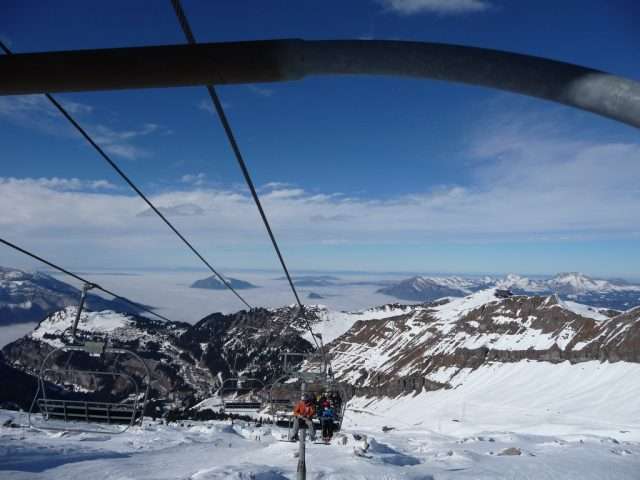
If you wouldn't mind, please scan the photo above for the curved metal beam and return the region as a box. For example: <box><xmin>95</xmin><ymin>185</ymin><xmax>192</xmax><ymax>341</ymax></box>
<box><xmin>1</xmin><ymin>40</ymin><xmax>639</xmax><ymax>128</ymax></box>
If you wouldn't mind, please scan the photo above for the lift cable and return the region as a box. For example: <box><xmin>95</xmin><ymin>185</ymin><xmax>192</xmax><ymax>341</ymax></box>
<box><xmin>170</xmin><ymin>0</ymin><xmax>320</xmax><ymax>350</ymax></box>
<box><xmin>0</xmin><ymin>40</ymin><xmax>252</xmax><ymax>311</ymax></box>
<box><xmin>0</xmin><ymin>237</ymin><xmax>173</xmax><ymax>323</ymax></box>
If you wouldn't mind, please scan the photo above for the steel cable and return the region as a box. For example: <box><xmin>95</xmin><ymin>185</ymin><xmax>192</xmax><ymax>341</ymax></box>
<box><xmin>0</xmin><ymin>237</ymin><xmax>173</xmax><ymax>323</ymax></box>
<box><xmin>0</xmin><ymin>40</ymin><xmax>252</xmax><ymax>311</ymax></box>
<box><xmin>170</xmin><ymin>0</ymin><xmax>321</xmax><ymax>350</ymax></box>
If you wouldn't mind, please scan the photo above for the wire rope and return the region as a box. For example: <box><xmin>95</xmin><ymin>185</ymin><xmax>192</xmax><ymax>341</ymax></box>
<box><xmin>0</xmin><ymin>40</ymin><xmax>253</xmax><ymax>311</ymax></box>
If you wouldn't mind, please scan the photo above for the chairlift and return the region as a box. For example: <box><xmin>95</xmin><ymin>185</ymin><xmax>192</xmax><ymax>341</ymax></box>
<box><xmin>268</xmin><ymin>351</ymin><xmax>347</xmax><ymax>433</ymax></box>
<box><xmin>28</xmin><ymin>283</ymin><xmax>151</xmax><ymax>434</ymax></box>
<box><xmin>220</xmin><ymin>376</ymin><xmax>266</xmax><ymax>413</ymax></box>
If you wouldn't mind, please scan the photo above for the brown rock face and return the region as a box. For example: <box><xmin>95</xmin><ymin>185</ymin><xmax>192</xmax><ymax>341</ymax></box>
<box><xmin>2</xmin><ymin>306</ymin><xmax>315</xmax><ymax>413</ymax></box>
<box><xmin>328</xmin><ymin>293</ymin><xmax>640</xmax><ymax>397</ymax></box>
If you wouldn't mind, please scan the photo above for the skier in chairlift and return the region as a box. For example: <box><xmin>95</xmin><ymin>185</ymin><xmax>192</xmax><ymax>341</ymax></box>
<box><xmin>289</xmin><ymin>393</ymin><xmax>316</xmax><ymax>441</ymax></box>
<box><xmin>320</xmin><ymin>402</ymin><xmax>335</xmax><ymax>442</ymax></box>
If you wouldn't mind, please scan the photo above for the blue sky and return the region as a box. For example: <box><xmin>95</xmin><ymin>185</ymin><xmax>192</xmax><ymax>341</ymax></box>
<box><xmin>1</xmin><ymin>0</ymin><xmax>639</xmax><ymax>279</ymax></box>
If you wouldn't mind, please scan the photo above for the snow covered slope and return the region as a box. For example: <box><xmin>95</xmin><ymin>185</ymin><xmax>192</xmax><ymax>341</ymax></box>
<box><xmin>2</xmin><ymin>385</ymin><xmax>639</xmax><ymax>480</ymax></box>
<box><xmin>1</xmin><ymin>290</ymin><xmax>639</xmax><ymax>478</ymax></box>
<box><xmin>347</xmin><ymin>360</ymin><xmax>640</xmax><ymax>440</ymax></box>
<box><xmin>301</xmin><ymin>303</ymin><xmax>421</xmax><ymax>344</ymax></box>
<box><xmin>329</xmin><ymin>289</ymin><xmax>640</xmax><ymax>394</ymax></box>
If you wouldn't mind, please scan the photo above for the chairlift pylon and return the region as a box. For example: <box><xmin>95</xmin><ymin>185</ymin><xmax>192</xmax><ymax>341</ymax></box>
<box><xmin>28</xmin><ymin>283</ymin><xmax>151</xmax><ymax>434</ymax></box>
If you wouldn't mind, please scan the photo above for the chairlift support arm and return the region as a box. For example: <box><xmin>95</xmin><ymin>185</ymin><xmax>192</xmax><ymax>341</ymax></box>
<box><xmin>1</xmin><ymin>40</ymin><xmax>639</xmax><ymax>129</ymax></box>
<box><xmin>70</xmin><ymin>283</ymin><xmax>95</xmax><ymax>343</ymax></box>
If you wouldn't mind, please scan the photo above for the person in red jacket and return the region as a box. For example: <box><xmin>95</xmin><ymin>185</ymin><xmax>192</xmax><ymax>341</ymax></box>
<box><xmin>289</xmin><ymin>394</ymin><xmax>316</xmax><ymax>441</ymax></box>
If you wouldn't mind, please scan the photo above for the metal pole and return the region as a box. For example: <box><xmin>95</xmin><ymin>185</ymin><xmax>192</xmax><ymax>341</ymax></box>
<box><xmin>1</xmin><ymin>40</ymin><xmax>640</xmax><ymax>129</ymax></box>
<box><xmin>297</xmin><ymin>426</ymin><xmax>306</xmax><ymax>480</ymax></box>
<box><xmin>318</xmin><ymin>334</ymin><xmax>328</xmax><ymax>378</ymax></box>
<box><xmin>297</xmin><ymin>381</ymin><xmax>307</xmax><ymax>480</ymax></box>
<box><xmin>70</xmin><ymin>283</ymin><xmax>94</xmax><ymax>344</ymax></box>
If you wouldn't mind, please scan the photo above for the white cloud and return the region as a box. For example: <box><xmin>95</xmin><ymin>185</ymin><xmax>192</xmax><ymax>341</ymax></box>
<box><xmin>181</xmin><ymin>173</ymin><xmax>207</xmax><ymax>186</ymax></box>
<box><xmin>0</xmin><ymin>95</ymin><xmax>166</xmax><ymax>160</ymax></box>
<box><xmin>2</xmin><ymin>129</ymin><xmax>639</xmax><ymax>248</ymax></box>
<box><xmin>259</xmin><ymin>182</ymin><xmax>295</xmax><ymax>192</ymax></box>
<box><xmin>197</xmin><ymin>99</ymin><xmax>215</xmax><ymax>114</ymax></box>
<box><xmin>197</xmin><ymin>98</ymin><xmax>231</xmax><ymax>114</ymax></box>
<box><xmin>100</xmin><ymin>143</ymin><xmax>149</xmax><ymax>160</ymax></box>
<box><xmin>379</xmin><ymin>0</ymin><xmax>491</xmax><ymax>15</ymax></box>
<box><xmin>247</xmin><ymin>85</ymin><xmax>274</xmax><ymax>98</ymax></box>
<box><xmin>0</xmin><ymin>95</ymin><xmax>78</xmax><ymax>136</ymax></box>
<box><xmin>263</xmin><ymin>188</ymin><xmax>305</xmax><ymax>199</ymax></box>
<box><xmin>91</xmin><ymin>123</ymin><xmax>160</xmax><ymax>142</ymax></box>
<box><xmin>0</xmin><ymin>95</ymin><xmax>93</xmax><ymax>123</ymax></box>
<box><xmin>1</xmin><ymin>104</ymin><xmax>638</xmax><ymax>269</ymax></box>
<box><xmin>89</xmin><ymin>123</ymin><xmax>168</xmax><ymax>160</ymax></box>
<box><xmin>59</xmin><ymin>99</ymin><xmax>94</xmax><ymax>115</ymax></box>
<box><xmin>137</xmin><ymin>203</ymin><xmax>205</xmax><ymax>217</ymax></box>
<box><xmin>0</xmin><ymin>177</ymin><xmax>117</xmax><ymax>191</ymax></box>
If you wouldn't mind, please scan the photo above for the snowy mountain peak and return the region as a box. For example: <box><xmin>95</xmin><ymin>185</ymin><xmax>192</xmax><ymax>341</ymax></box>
<box><xmin>430</xmin><ymin>288</ymin><xmax>502</xmax><ymax>322</ymax></box>
<box><xmin>26</xmin><ymin>307</ymin><xmax>178</xmax><ymax>352</ymax></box>
<box><xmin>553</xmin><ymin>272</ymin><xmax>592</xmax><ymax>282</ymax></box>
<box><xmin>497</xmin><ymin>273</ymin><xmax>542</xmax><ymax>291</ymax></box>
<box><xmin>379</xmin><ymin>271</ymin><xmax>640</xmax><ymax>310</ymax></box>
<box><xmin>30</xmin><ymin>307</ymin><xmax>133</xmax><ymax>343</ymax></box>
<box><xmin>549</xmin><ymin>272</ymin><xmax>604</xmax><ymax>291</ymax></box>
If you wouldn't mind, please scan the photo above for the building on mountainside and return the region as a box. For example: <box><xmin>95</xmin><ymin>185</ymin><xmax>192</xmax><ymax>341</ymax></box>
<box><xmin>494</xmin><ymin>289</ymin><xmax>514</xmax><ymax>299</ymax></box>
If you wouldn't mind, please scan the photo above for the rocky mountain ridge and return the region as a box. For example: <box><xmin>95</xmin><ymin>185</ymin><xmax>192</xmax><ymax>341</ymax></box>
<box><xmin>0</xmin><ymin>305</ymin><xmax>316</xmax><ymax>413</ymax></box>
<box><xmin>328</xmin><ymin>289</ymin><xmax>640</xmax><ymax>397</ymax></box>
<box><xmin>2</xmin><ymin>287</ymin><xmax>639</xmax><ymax>416</ymax></box>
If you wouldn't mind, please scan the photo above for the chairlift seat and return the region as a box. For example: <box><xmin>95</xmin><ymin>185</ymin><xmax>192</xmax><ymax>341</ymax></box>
<box><xmin>29</xmin><ymin>345</ymin><xmax>151</xmax><ymax>434</ymax></box>
<box><xmin>219</xmin><ymin>376</ymin><xmax>266</xmax><ymax>415</ymax></box>
<box><xmin>37</xmin><ymin>398</ymin><xmax>141</xmax><ymax>424</ymax></box>
<box><xmin>268</xmin><ymin>362</ymin><xmax>347</xmax><ymax>434</ymax></box>
<box><xmin>223</xmin><ymin>401</ymin><xmax>263</xmax><ymax>410</ymax></box>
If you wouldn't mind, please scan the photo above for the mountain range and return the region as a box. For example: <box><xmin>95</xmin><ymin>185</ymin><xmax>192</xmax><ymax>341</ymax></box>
<box><xmin>2</xmin><ymin>284</ymin><xmax>639</xmax><ymax>415</ymax></box>
<box><xmin>0</xmin><ymin>267</ymin><xmax>148</xmax><ymax>326</ymax></box>
<box><xmin>378</xmin><ymin>272</ymin><xmax>640</xmax><ymax>310</ymax></box>
<box><xmin>1</xmin><ymin>264</ymin><xmax>639</xmax><ymax>425</ymax></box>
